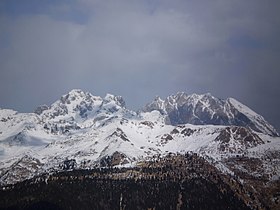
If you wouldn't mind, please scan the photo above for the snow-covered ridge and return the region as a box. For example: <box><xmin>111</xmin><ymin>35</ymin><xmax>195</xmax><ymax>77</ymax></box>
<box><xmin>143</xmin><ymin>92</ymin><xmax>278</xmax><ymax>136</ymax></box>
<box><xmin>227</xmin><ymin>98</ymin><xmax>278</xmax><ymax>136</ymax></box>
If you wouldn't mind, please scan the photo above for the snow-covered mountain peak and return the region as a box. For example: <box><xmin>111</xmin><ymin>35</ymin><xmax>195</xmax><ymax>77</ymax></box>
<box><xmin>156</xmin><ymin>95</ymin><xmax>164</xmax><ymax>100</ymax></box>
<box><xmin>226</xmin><ymin>97</ymin><xmax>256</xmax><ymax>116</ymax></box>
<box><xmin>103</xmin><ymin>94</ymin><xmax>126</xmax><ymax>108</ymax></box>
<box><xmin>186</xmin><ymin>92</ymin><xmax>220</xmax><ymax>106</ymax></box>
<box><xmin>143</xmin><ymin>92</ymin><xmax>221</xmax><ymax>114</ymax></box>
<box><xmin>30</xmin><ymin>90</ymin><xmax>135</xmax><ymax>135</ymax></box>
<box><xmin>66</xmin><ymin>88</ymin><xmax>85</xmax><ymax>96</ymax></box>
<box><xmin>142</xmin><ymin>96</ymin><xmax>166</xmax><ymax>115</ymax></box>
<box><xmin>0</xmin><ymin>108</ymin><xmax>18</xmax><ymax>118</ymax></box>
<box><xmin>38</xmin><ymin>90</ymin><xmax>101</xmax><ymax>119</ymax></box>
<box><xmin>143</xmin><ymin>92</ymin><xmax>278</xmax><ymax>136</ymax></box>
<box><xmin>60</xmin><ymin>89</ymin><xmax>102</xmax><ymax>106</ymax></box>
<box><xmin>152</xmin><ymin>95</ymin><xmax>165</xmax><ymax>106</ymax></box>
<box><xmin>226</xmin><ymin>97</ymin><xmax>279</xmax><ymax>136</ymax></box>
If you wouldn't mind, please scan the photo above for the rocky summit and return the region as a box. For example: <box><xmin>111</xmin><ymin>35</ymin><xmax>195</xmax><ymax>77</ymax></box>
<box><xmin>143</xmin><ymin>92</ymin><xmax>278</xmax><ymax>136</ymax></box>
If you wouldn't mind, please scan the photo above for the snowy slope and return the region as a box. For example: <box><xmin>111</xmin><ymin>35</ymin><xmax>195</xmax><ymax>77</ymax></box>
<box><xmin>227</xmin><ymin>98</ymin><xmax>278</xmax><ymax>136</ymax></box>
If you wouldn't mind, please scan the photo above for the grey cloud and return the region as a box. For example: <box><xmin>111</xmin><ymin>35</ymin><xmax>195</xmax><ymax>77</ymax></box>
<box><xmin>0</xmin><ymin>0</ymin><xmax>279</xmax><ymax>131</ymax></box>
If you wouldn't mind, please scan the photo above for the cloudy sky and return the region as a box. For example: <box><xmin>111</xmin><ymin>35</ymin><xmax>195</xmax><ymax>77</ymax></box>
<box><xmin>0</xmin><ymin>0</ymin><xmax>280</xmax><ymax>131</ymax></box>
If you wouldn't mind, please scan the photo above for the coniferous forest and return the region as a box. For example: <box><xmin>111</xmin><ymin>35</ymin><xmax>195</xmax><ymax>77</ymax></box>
<box><xmin>0</xmin><ymin>154</ymin><xmax>258</xmax><ymax>210</ymax></box>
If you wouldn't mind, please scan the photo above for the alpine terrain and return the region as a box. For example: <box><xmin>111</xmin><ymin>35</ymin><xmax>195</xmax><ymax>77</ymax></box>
<box><xmin>0</xmin><ymin>89</ymin><xmax>279</xmax><ymax>210</ymax></box>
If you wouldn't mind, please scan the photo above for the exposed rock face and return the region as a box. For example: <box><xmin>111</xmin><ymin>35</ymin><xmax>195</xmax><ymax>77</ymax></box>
<box><xmin>109</xmin><ymin>128</ymin><xmax>130</xmax><ymax>142</ymax></box>
<box><xmin>61</xmin><ymin>159</ymin><xmax>77</xmax><ymax>170</ymax></box>
<box><xmin>142</xmin><ymin>92</ymin><xmax>278</xmax><ymax>136</ymax></box>
<box><xmin>215</xmin><ymin>126</ymin><xmax>264</xmax><ymax>153</ymax></box>
<box><xmin>34</xmin><ymin>104</ymin><xmax>49</xmax><ymax>115</ymax></box>
<box><xmin>100</xmin><ymin>151</ymin><xmax>129</xmax><ymax>167</ymax></box>
<box><xmin>0</xmin><ymin>155</ymin><xmax>43</xmax><ymax>185</ymax></box>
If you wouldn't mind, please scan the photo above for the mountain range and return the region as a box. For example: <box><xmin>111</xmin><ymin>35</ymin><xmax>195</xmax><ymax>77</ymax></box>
<box><xmin>0</xmin><ymin>89</ymin><xmax>279</xmax><ymax>209</ymax></box>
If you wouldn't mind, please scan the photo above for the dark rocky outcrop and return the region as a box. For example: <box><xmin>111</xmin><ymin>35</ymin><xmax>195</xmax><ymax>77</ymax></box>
<box><xmin>215</xmin><ymin>126</ymin><xmax>264</xmax><ymax>153</ymax></box>
<box><xmin>100</xmin><ymin>151</ymin><xmax>129</xmax><ymax>167</ymax></box>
